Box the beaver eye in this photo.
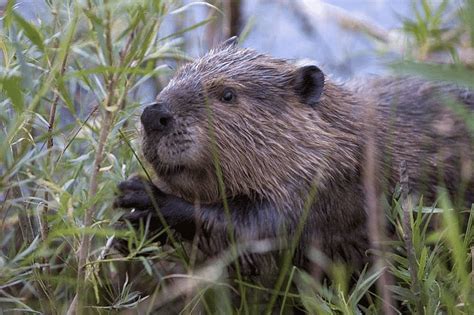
[220,88,235,103]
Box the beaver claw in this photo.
[112,176,197,254]
[114,175,165,210]
[112,176,167,254]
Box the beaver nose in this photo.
[141,103,173,132]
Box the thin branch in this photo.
[40,30,71,262]
[293,0,389,43]
[68,1,140,311]
[69,2,118,313]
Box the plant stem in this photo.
[363,115,395,315]
[69,1,118,312]
[400,161,423,314]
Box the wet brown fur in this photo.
[135,43,474,273]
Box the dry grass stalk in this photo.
[363,111,395,315]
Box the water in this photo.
[5,1,455,82]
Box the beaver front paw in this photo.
[113,176,167,254]
[114,175,164,210]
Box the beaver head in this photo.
[141,39,360,204]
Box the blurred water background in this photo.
[3,0,462,102]
[9,0,450,75]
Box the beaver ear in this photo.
[220,36,239,49]
[294,65,325,107]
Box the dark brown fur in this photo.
[115,42,474,277]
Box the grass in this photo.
[0,0,474,314]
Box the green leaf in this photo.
[13,13,45,52]
[2,0,15,29]
[0,73,24,111]
[139,256,153,275]
[391,61,474,88]
[349,266,384,305]
[159,17,216,42]
[465,0,474,46]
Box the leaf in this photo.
[12,235,41,264]
[13,13,45,52]
[170,2,223,16]
[416,207,445,214]
[139,256,153,276]
[159,17,216,42]
[2,0,15,28]
[0,35,11,67]
[0,73,24,111]
[348,266,384,305]
[65,65,156,78]
[390,61,474,89]
[464,0,474,46]
[388,285,415,302]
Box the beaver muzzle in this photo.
[141,102,174,133]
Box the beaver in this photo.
[114,38,474,277]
